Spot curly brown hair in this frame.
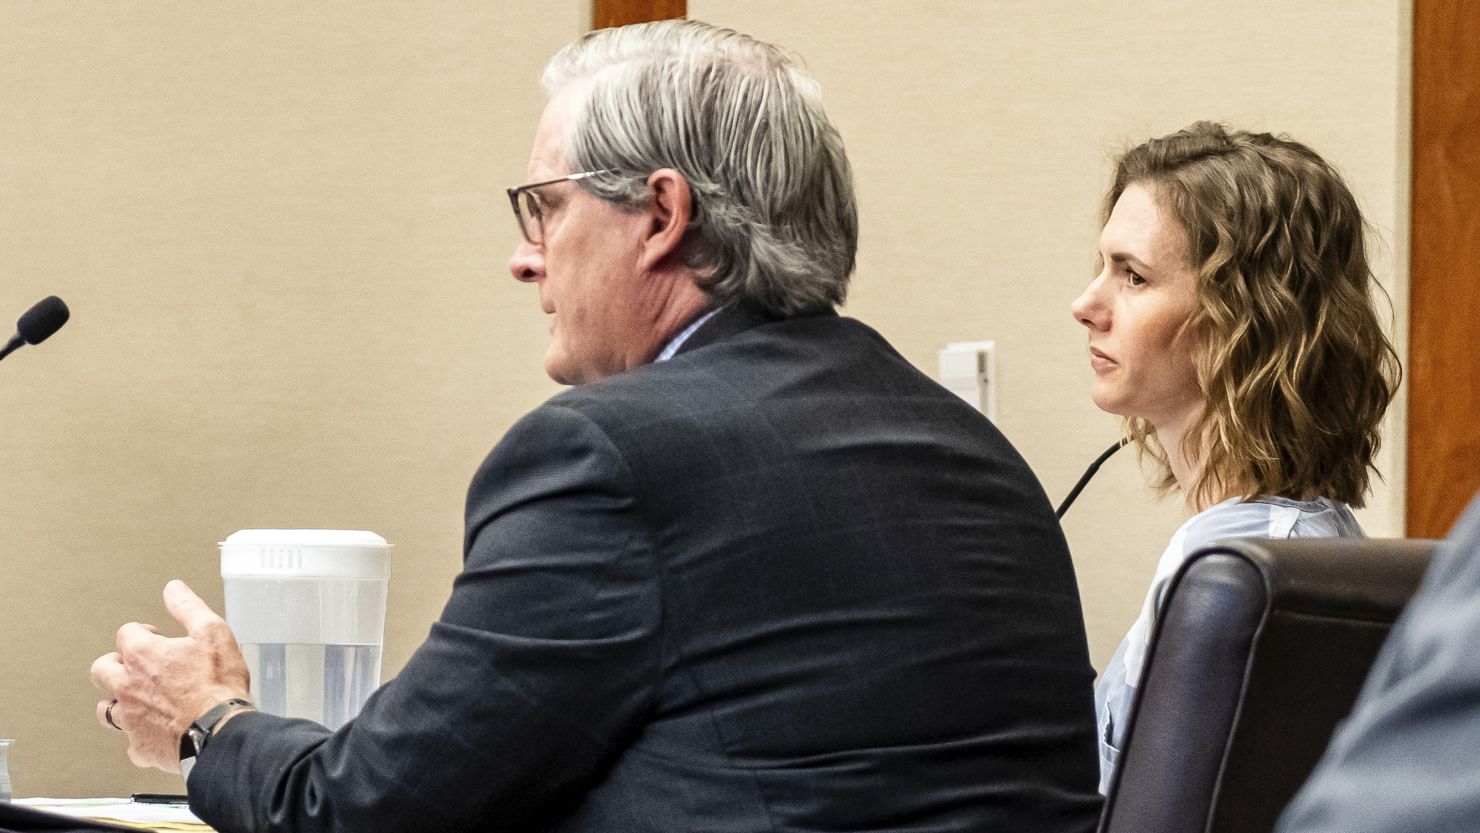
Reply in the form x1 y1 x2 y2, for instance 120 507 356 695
1106 122 1400 509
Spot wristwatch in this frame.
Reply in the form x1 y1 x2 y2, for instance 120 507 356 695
179 698 254 776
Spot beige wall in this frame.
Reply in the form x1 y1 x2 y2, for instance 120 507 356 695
0 0 1408 797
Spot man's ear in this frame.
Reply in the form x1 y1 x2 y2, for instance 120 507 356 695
638 168 693 271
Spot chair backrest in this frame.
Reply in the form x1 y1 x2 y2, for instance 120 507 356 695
1099 537 1437 833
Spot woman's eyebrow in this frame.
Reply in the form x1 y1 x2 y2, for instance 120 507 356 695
1107 251 1153 271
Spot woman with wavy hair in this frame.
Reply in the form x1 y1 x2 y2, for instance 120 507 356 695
1070 121 1400 791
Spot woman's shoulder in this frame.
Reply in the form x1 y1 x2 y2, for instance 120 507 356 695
1177 496 1363 556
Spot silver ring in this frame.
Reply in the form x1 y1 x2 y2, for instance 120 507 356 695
105 698 123 732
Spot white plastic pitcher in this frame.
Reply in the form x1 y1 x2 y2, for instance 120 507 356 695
220 530 391 730
0 739 12 802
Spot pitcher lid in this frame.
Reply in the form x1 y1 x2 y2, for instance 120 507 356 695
220 529 391 578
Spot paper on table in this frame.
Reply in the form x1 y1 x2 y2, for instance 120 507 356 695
12 797 211 831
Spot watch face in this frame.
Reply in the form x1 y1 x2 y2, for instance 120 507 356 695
179 727 205 762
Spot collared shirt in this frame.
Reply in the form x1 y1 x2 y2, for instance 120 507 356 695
655 308 720 363
1094 496 1365 793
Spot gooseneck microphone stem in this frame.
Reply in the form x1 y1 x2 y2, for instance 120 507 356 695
0 333 23 363
1055 438 1129 520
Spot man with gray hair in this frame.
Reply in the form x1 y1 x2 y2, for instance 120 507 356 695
90 21 1101 833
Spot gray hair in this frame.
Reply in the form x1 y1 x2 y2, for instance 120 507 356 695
541 19 857 316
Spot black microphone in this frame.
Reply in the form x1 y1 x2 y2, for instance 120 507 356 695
0 296 70 363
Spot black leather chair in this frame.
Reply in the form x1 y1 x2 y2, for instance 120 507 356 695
1098 537 1437 833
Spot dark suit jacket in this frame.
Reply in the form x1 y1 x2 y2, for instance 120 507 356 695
189 303 1102 833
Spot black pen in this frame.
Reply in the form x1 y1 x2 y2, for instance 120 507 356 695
131 793 189 804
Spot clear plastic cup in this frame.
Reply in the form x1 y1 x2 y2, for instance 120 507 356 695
220 530 391 730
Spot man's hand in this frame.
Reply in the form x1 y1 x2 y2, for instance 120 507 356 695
90 579 252 773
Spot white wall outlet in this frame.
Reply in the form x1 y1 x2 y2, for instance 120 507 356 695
938 340 997 422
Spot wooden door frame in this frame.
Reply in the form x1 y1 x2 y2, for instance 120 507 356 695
1408 1 1480 537
592 0 685 30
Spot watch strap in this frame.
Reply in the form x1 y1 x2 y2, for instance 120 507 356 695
179 698 254 762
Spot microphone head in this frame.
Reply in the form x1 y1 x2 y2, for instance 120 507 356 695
17 295 69 345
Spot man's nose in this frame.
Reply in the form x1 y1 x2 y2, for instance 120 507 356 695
509 239 543 283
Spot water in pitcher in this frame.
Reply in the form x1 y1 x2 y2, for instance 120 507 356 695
241 643 381 730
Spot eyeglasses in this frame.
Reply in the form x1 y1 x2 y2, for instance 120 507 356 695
506 170 615 245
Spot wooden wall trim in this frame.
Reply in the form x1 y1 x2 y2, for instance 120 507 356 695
1408 0 1480 536
592 0 685 30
